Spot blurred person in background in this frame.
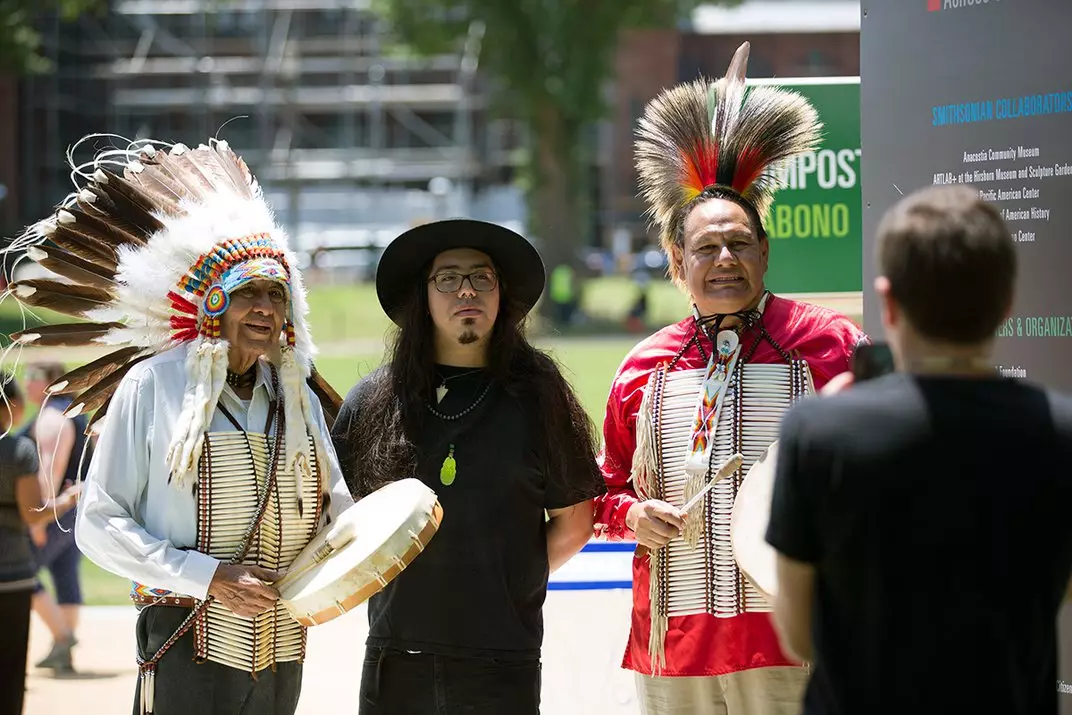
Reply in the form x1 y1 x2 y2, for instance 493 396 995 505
23 361 91 674
0 375 79 713
549 262 579 326
625 271 650 334
767 184 1072 715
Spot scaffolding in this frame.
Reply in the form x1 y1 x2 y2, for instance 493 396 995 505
18 0 525 280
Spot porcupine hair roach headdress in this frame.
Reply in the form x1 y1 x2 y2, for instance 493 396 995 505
634 42 823 289
2 135 340 513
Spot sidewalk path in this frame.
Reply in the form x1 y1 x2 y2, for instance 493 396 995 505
27 590 641 714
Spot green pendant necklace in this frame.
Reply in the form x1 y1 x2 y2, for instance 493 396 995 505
426 381 492 487
440 444 457 485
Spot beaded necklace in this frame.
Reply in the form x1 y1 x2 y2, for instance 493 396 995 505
426 381 492 486
225 365 257 389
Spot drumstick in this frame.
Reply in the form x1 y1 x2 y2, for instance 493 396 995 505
634 452 744 558
680 452 744 513
273 519 358 590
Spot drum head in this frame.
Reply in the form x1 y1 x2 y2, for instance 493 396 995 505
731 441 779 601
278 478 442 626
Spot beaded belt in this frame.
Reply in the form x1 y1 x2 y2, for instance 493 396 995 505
131 583 198 609
132 593 198 609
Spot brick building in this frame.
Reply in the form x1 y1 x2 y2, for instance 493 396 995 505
603 0 860 254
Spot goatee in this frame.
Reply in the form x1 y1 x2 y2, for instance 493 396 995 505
458 330 479 345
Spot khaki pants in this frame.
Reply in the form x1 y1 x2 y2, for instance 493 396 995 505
635 665 808 715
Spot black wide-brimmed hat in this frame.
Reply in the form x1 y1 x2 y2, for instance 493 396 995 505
376 218 545 324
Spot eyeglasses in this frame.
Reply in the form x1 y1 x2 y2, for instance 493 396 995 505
428 270 498 294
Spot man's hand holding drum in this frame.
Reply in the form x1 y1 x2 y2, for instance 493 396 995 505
208 565 284 618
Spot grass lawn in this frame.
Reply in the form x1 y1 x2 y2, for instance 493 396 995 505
38 557 136 606
304 282 396 343
310 335 639 420
1 274 859 346
0 274 698 345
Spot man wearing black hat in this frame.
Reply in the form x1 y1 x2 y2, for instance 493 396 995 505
330 218 607 714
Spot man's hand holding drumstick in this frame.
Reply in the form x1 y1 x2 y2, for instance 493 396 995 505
629 453 745 555
626 500 686 551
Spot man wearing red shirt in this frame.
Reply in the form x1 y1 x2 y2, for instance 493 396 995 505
593 43 867 713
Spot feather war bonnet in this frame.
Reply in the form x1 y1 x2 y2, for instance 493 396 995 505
2 135 340 514
634 42 823 288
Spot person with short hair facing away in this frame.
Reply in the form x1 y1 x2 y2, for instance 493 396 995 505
766 184 1072 715
0 376 79 714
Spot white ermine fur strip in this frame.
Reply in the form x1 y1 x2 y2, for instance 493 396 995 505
166 338 229 488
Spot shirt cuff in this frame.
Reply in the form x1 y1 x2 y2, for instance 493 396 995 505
177 550 222 601
594 494 638 541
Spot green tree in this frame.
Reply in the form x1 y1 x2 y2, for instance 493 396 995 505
381 0 733 304
0 0 102 74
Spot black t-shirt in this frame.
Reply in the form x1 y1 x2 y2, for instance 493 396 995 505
331 365 605 660
766 372 1072 715
0 434 42 588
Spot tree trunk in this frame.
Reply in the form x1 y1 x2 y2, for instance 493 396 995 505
529 100 586 322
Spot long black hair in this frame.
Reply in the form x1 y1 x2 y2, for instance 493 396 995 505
345 266 599 501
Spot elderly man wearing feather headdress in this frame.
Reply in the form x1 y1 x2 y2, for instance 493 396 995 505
591 44 868 714
3 136 354 715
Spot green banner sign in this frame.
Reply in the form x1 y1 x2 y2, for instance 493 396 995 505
750 77 862 293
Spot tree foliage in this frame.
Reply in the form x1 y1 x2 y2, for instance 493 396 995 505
379 0 737 298
0 0 103 74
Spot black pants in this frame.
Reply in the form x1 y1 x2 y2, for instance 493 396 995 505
359 645 541 715
0 589 32 715
133 606 303 715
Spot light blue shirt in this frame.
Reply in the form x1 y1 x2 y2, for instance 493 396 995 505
75 343 354 600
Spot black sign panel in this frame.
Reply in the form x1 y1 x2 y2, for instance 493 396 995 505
861 0 1072 709
862 0 1072 387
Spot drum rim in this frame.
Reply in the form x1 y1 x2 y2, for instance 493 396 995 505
277 479 444 620
283 501 444 626
730 440 779 600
